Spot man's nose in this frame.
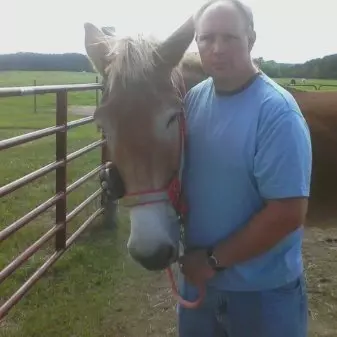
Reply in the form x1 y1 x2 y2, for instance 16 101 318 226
212 37 228 54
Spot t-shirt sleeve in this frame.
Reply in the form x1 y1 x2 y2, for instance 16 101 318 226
254 108 312 200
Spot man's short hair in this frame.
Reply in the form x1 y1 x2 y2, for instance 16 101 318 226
194 0 254 32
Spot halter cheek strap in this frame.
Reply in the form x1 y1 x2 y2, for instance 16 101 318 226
116 110 205 309
118 110 189 219
106 74 205 309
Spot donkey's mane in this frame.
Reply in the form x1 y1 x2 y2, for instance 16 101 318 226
104 34 163 94
94 33 195 135
100 31 206 96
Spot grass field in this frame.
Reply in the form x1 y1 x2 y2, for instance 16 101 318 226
0 71 176 337
275 77 337 91
1 71 337 337
0 71 102 118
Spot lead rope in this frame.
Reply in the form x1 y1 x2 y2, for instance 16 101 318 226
165 268 205 309
164 111 205 309
165 215 205 309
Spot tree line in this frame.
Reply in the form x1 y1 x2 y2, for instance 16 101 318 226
0 52 336 79
255 54 337 79
0 53 94 72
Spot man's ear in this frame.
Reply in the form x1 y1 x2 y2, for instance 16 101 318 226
248 29 256 52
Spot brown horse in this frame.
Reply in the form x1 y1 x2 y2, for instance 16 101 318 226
84 18 195 273
180 58 337 218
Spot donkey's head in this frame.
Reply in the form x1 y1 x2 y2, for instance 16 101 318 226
84 18 194 271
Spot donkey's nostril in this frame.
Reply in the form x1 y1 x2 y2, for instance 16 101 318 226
129 244 176 271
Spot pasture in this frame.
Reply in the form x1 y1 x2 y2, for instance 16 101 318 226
1 71 337 337
275 77 337 91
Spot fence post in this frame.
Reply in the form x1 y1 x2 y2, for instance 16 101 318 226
55 90 68 250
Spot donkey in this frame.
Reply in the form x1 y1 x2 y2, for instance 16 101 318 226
84 19 195 276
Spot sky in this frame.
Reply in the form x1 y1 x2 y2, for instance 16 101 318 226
1 0 335 64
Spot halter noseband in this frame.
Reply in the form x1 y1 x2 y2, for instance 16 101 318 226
99 78 205 309
117 107 204 309
118 110 186 214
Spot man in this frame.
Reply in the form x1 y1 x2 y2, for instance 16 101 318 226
178 0 312 336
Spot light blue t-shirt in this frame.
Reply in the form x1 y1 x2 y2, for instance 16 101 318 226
182 72 312 291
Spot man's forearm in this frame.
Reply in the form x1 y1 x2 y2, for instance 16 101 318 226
213 198 308 269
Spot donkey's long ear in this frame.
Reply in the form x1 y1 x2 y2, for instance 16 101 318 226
84 22 114 76
155 16 195 70
101 26 116 37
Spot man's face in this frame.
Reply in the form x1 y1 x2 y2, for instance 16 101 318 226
196 2 254 81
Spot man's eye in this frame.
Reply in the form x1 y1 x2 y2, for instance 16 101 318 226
200 35 213 42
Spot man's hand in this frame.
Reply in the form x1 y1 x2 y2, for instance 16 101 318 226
179 249 216 286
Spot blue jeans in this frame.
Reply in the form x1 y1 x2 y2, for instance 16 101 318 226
178 274 308 337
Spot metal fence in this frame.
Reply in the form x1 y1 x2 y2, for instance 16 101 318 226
0 83 114 319
30 76 100 113
285 83 337 91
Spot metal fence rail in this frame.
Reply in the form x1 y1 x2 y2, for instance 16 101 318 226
284 83 337 91
0 83 114 319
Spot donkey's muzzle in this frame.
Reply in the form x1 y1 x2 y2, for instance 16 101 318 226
129 244 177 271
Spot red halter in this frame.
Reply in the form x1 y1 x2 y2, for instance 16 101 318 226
118 83 205 309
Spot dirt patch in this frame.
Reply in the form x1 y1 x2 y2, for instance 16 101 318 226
62 93 337 335
1 224 336 337
68 105 95 116
44 105 95 116
303 226 337 336
134 225 337 337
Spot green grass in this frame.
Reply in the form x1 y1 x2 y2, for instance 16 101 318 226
0 71 102 116
274 77 337 91
0 71 174 337
1 71 337 336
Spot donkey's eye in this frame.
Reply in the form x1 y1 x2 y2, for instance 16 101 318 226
167 113 178 127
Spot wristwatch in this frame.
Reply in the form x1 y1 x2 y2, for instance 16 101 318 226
206 247 225 271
